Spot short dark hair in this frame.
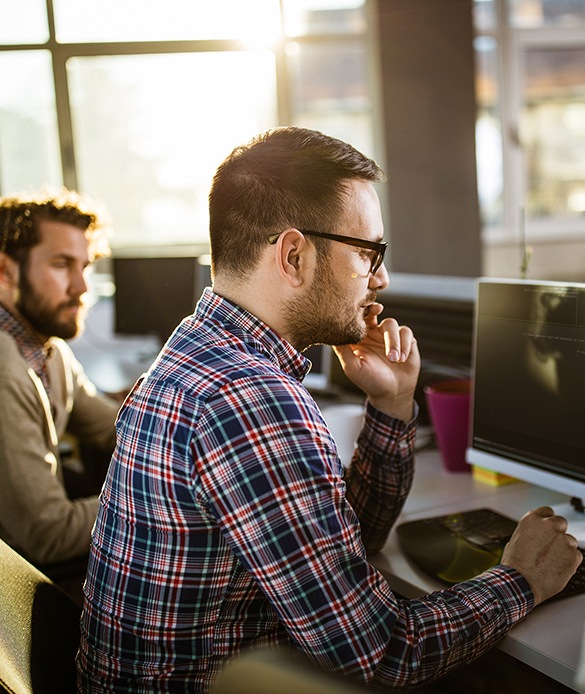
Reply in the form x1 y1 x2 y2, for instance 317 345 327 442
208 127 385 278
0 187 111 264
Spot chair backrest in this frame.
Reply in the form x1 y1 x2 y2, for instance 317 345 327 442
210 647 372 694
0 538 80 694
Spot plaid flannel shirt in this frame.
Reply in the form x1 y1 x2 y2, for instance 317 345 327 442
78 289 533 693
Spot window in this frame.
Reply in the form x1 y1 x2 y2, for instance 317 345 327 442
67 52 277 248
475 34 504 229
0 0 48 44
286 40 373 156
53 0 280 43
474 0 585 243
0 50 62 192
0 0 375 251
510 0 585 27
522 46 585 220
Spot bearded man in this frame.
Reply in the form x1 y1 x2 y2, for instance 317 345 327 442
79 128 580 692
0 188 119 602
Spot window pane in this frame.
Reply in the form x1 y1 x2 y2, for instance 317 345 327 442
475 36 504 227
522 47 585 218
287 40 373 156
54 0 280 42
67 52 277 248
510 0 585 27
0 0 48 44
282 0 366 36
0 51 62 194
474 0 498 32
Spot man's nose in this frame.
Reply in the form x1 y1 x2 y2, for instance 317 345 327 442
70 268 88 296
369 262 389 290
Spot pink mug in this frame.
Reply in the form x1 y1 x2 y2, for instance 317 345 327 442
424 379 472 473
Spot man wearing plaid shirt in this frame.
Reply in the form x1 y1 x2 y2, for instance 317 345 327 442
78 127 581 692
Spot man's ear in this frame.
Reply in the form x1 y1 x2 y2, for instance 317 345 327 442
0 252 18 291
273 228 312 288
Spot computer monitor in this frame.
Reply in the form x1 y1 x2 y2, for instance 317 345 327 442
113 255 210 345
113 258 332 389
467 277 585 539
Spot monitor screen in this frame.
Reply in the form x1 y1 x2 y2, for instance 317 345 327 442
467 278 585 514
113 255 210 344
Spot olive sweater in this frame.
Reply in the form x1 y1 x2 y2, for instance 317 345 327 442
0 330 119 564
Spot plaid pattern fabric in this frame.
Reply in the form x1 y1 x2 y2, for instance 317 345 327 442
0 304 52 398
78 289 533 693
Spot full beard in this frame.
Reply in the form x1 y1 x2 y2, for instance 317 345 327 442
17 273 86 341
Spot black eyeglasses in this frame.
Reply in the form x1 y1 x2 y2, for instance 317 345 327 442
268 229 387 276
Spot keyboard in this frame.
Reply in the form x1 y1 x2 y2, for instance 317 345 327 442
396 508 585 601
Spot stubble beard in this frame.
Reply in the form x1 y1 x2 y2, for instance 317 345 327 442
286 257 370 352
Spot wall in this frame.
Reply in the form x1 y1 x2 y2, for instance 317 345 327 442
375 0 481 277
484 237 585 282
374 0 585 284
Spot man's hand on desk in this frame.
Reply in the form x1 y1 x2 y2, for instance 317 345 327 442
501 506 583 606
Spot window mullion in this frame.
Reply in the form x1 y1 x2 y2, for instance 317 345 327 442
46 0 78 189
498 0 525 242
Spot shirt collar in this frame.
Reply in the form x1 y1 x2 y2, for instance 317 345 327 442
0 303 52 374
195 288 311 383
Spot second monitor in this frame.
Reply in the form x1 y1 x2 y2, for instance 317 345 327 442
113 255 211 345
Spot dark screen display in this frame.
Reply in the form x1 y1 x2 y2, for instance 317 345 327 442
113 256 207 344
472 280 585 482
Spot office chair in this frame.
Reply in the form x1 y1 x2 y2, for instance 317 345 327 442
0 538 80 694
210 647 374 694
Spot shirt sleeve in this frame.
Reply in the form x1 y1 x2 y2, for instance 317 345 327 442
344 400 417 553
195 375 534 688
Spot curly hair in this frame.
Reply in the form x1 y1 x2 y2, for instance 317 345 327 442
0 187 111 264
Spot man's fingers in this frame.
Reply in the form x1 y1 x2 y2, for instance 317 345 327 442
380 319 416 363
530 505 555 518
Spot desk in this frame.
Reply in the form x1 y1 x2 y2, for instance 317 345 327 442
370 448 585 692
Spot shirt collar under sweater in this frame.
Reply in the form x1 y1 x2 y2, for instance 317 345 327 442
0 303 53 397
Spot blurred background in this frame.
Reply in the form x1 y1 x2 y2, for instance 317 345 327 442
2 0 585 282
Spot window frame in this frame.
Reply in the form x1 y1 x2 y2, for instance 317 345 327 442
477 0 585 246
0 0 383 251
